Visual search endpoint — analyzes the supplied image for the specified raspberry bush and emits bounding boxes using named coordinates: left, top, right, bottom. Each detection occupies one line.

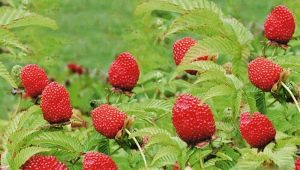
left=0, top=0, right=300, bottom=170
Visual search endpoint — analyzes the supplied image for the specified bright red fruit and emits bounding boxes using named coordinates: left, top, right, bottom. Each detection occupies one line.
left=67, top=63, right=84, bottom=75
left=41, top=82, right=73, bottom=124
left=21, top=155, right=67, bottom=170
left=248, top=57, right=282, bottom=92
left=264, top=5, right=295, bottom=44
left=108, top=52, right=140, bottom=91
left=295, top=157, right=300, bottom=170
left=83, top=152, right=118, bottom=170
left=91, top=104, right=126, bottom=139
left=172, top=94, right=216, bottom=145
left=239, top=112, right=276, bottom=148
left=20, top=64, right=49, bottom=97
left=173, top=37, right=210, bottom=75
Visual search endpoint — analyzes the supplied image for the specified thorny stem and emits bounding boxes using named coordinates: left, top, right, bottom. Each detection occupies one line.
left=281, top=82, right=300, bottom=114
left=125, top=128, right=148, bottom=168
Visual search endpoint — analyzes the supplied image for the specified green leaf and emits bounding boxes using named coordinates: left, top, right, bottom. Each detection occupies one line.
left=222, top=18, right=253, bottom=45
left=194, top=69, right=227, bottom=85
left=146, top=134, right=181, bottom=148
left=12, top=146, right=50, bottom=170
left=201, top=84, right=234, bottom=102
left=176, top=61, right=226, bottom=75
left=266, top=145, right=296, bottom=170
left=0, top=61, right=17, bottom=88
left=255, top=91, right=267, bottom=114
left=8, top=129, right=39, bottom=153
left=29, top=132, right=83, bottom=153
left=0, top=27, right=30, bottom=53
left=131, top=127, right=171, bottom=137
left=216, top=152, right=233, bottom=161
left=121, top=99, right=172, bottom=114
left=232, top=91, right=243, bottom=120
left=136, top=0, right=223, bottom=16
left=151, top=146, right=180, bottom=167
left=2, top=105, right=40, bottom=149
left=164, top=9, right=226, bottom=38
left=0, top=7, right=58, bottom=29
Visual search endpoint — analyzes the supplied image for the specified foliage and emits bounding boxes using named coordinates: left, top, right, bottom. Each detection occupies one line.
left=0, top=0, right=300, bottom=169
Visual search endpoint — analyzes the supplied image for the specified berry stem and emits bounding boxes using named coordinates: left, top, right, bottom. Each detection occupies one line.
left=281, top=82, right=300, bottom=114
left=125, top=128, right=148, bottom=168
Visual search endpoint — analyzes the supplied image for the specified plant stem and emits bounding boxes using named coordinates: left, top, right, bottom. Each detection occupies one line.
left=281, top=82, right=300, bottom=114
left=199, top=157, right=204, bottom=170
left=111, top=146, right=121, bottom=155
left=125, top=129, right=148, bottom=168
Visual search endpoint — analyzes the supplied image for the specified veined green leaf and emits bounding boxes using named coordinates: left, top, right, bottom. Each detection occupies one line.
left=29, top=132, right=83, bottom=153
left=0, top=61, right=17, bottom=88
left=131, top=127, right=171, bottom=137
left=222, top=18, right=253, bottom=45
left=12, top=146, right=50, bottom=170
left=151, top=146, right=180, bottom=167
left=2, top=105, right=40, bottom=149
left=164, top=9, right=226, bottom=38
left=176, top=61, right=226, bottom=74
left=136, top=0, right=223, bottom=16
left=0, top=7, right=58, bottom=29
left=201, top=84, right=234, bottom=102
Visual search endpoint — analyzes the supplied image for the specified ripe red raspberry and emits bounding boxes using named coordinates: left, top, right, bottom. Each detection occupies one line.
left=172, top=94, right=216, bottom=145
left=108, top=52, right=140, bottom=91
left=21, top=155, right=67, bottom=170
left=264, top=5, right=295, bottom=44
left=83, top=152, right=118, bottom=170
left=248, top=57, right=282, bottom=91
left=295, top=157, right=300, bottom=170
left=239, top=112, right=276, bottom=148
left=67, top=63, right=84, bottom=75
left=91, top=104, right=126, bottom=139
left=173, top=37, right=210, bottom=75
left=20, top=64, right=49, bottom=97
left=41, top=82, right=73, bottom=124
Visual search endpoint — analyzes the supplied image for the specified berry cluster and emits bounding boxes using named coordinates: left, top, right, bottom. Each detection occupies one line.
left=17, top=4, right=299, bottom=170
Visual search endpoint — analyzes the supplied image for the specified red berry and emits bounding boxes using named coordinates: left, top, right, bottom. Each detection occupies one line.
left=264, top=5, right=295, bottom=44
left=20, top=64, right=49, bottom=98
left=83, top=152, right=118, bottom=170
left=91, top=104, right=126, bottom=139
left=239, top=112, right=276, bottom=148
left=173, top=162, right=180, bottom=170
left=173, top=37, right=210, bottom=75
left=41, top=82, right=73, bottom=124
left=172, top=94, right=216, bottom=145
left=108, top=52, right=140, bottom=91
left=67, top=63, right=84, bottom=75
left=295, top=157, right=300, bottom=170
left=21, top=155, right=67, bottom=170
left=248, top=57, right=282, bottom=91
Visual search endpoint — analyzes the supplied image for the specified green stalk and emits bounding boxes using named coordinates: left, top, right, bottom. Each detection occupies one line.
left=281, top=82, right=300, bottom=114
left=125, top=129, right=148, bottom=168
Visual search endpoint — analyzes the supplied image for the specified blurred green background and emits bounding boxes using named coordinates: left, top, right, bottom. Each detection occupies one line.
left=0, top=0, right=299, bottom=118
